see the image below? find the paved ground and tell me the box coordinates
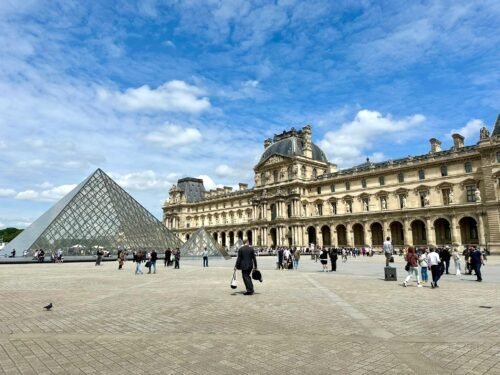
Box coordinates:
[0,255,498,375]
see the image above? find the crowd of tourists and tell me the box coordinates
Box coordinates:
[382,237,487,288]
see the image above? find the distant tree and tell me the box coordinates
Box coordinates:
[0,228,23,243]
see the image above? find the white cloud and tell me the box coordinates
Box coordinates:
[449,119,485,142]
[163,40,176,48]
[145,124,202,148]
[196,175,223,191]
[0,188,16,197]
[15,190,39,201]
[109,171,172,191]
[318,110,426,167]
[14,184,76,202]
[215,164,236,177]
[39,184,76,201]
[98,80,211,113]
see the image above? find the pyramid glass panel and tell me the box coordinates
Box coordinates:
[4,169,183,255]
[180,227,231,259]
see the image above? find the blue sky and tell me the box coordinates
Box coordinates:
[0,0,499,229]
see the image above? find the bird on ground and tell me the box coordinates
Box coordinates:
[43,303,53,310]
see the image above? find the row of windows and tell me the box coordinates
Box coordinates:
[325,163,473,193]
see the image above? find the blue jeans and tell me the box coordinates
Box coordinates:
[420,266,428,282]
[151,260,156,273]
[293,259,299,269]
[135,261,142,274]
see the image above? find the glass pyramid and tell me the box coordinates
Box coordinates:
[180,227,231,259]
[4,169,183,255]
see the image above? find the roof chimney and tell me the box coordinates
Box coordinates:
[429,138,442,153]
[452,133,464,149]
[264,138,272,149]
[238,183,248,191]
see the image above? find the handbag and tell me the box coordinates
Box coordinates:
[389,256,394,263]
[230,270,237,289]
[145,260,151,268]
[405,262,410,272]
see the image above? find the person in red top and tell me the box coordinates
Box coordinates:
[403,246,422,288]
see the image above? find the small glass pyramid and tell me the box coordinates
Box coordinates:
[4,169,183,255]
[180,227,231,259]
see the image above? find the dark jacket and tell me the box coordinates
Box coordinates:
[235,246,257,271]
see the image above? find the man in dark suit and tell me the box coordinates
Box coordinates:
[235,239,258,295]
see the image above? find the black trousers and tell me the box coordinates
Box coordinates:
[473,263,482,281]
[241,269,254,293]
[330,258,337,271]
[431,265,441,286]
[174,260,179,269]
[203,256,208,267]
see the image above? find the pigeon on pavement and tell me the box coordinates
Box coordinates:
[43,303,53,310]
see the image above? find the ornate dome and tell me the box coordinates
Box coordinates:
[259,136,328,163]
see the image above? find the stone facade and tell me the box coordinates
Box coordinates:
[163,116,500,254]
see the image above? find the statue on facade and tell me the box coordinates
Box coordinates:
[401,196,407,208]
[381,198,387,209]
[315,205,319,216]
[449,190,455,204]
[423,194,430,207]
[345,202,351,213]
[363,201,368,211]
[475,188,482,203]
[331,203,336,215]
[480,126,490,140]
[262,189,267,197]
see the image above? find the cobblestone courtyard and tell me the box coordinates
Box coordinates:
[0,255,499,374]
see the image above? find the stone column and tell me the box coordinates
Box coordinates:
[403,219,411,246]
[346,223,353,246]
[450,216,459,245]
[317,226,323,247]
[364,222,371,247]
[332,225,338,247]
[383,220,390,239]
[426,217,436,247]
[478,214,487,246]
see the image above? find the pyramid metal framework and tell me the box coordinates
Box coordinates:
[229,238,244,255]
[180,227,231,259]
[4,169,183,255]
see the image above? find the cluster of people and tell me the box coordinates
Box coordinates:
[387,240,487,288]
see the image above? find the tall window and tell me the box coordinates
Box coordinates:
[398,172,405,183]
[379,176,385,186]
[345,181,351,191]
[288,166,293,180]
[418,169,425,180]
[466,185,476,202]
[464,162,472,173]
[497,152,500,163]
[287,204,292,218]
[273,170,279,183]
[312,168,317,178]
[440,165,448,177]
[317,186,321,194]
[361,178,367,188]
[331,184,336,192]
[261,172,266,185]
[331,202,337,215]
[301,166,306,179]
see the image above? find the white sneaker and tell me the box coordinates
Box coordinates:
[403,281,407,287]
[417,284,422,288]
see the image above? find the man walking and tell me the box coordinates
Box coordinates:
[235,239,258,295]
[329,248,338,272]
[469,247,485,282]
[383,237,393,267]
[202,247,209,267]
[149,249,157,274]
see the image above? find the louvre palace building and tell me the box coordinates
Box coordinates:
[163,115,500,254]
